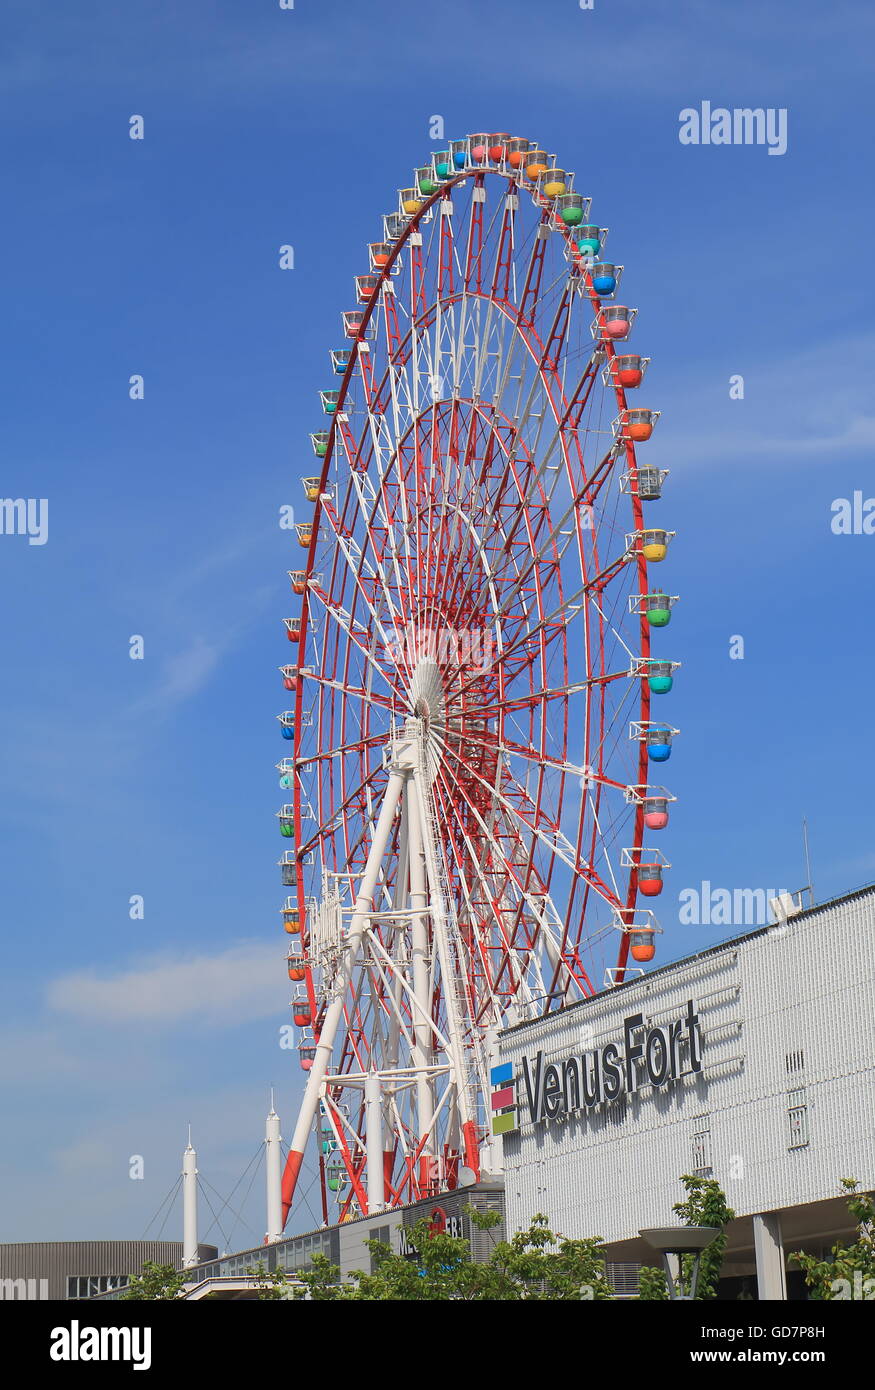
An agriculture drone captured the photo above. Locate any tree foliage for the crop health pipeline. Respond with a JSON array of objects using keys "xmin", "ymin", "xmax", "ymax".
[
  {"xmin": 790, "ymin": 1179, "xmax": 875, "ymax": 1300},
  {"xmin": 484, "ymin": 1213, "xmax": 614, "ymax": 1300},
  {"xmin": 638, "ymin": 1175, "xmax": 734, "ymax": 1300},
  {"xmin": 121, "ymin": 1261, "xmax": 188, "ymax": 1301},
  {"xmin": 246, "ymin": 1261, "xmax": 297, "ymax": 1300},
  {"xmin": 267, "ymin": 1209, "xmax": 613, "ymax": 1301}
]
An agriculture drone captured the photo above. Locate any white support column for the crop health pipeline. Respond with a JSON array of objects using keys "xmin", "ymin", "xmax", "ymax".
[
  {"xmin": 753, "ymin": 1212, "xmax": 787, "ymax": 1300},
  {"xmin": 282, "ymin": 764, "xmax": 407, "ymax": 1220},
  {"xmin": 409, "ymin": 764, "xmax": 477, "ymax": 1169},
  {"xmin": 385, "ymin": 806, "xmax": 410, "ymax": 1073},
  {"xmin": 182, "ymin": 1132, "xmax": 198, "ymax": 1269},
  {"xmin": 406, "ymin": 775, "xmax": 435, "ymax": 1183},
  {"xmin": 265, "ymin": 1098, "xmax": 283, "ymax": 1243},
  {"xmin": 365, "ymin": 1071, "xmax": 384, "ymax": 1214},
  {"xmin": 484, "ymin": 1027, "xmax": 504, "ymax": 1177}
]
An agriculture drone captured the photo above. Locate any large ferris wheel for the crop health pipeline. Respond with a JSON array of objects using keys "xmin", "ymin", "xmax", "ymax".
[{"xmin": 275, "ymin": 133, "xmax": 679, "ymax": 1227}]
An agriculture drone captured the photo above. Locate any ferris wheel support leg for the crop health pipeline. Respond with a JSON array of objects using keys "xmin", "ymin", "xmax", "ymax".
[
  {"xmin": 483, "ymin": 1027, "xmax": 504, "ymax": 1177},
  {"xmin": 383, "ymin": 1149, "xmax": 395, "ymax": 1203},
  {"xmin": 406, "ymin": 775, "xmax": 436, "ymax": 1193},
  {"xmin": 409, "ymin": 767, "xmax": 480, "ymax": 1183},
  {"xmin": 365, "ymin": 1071, "xmax": 384, "ymax": 1213},
  {"xmin": 281, "ymin": 766, "xmax": 407, "ymax": 1226}
]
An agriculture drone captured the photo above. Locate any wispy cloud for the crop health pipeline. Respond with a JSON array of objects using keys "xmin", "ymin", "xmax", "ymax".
[
  {"xmin": 4, "ymin": 0, "xmax": 873, "ymax": 108},
  {"xmin": 46, "ymin": 942, "xmax": 286, "ymax": 1026},
  {"xmin": 651, "ymin": 331, "xmax": 875, "ymax": 472},
  {"xmin": 128, "ymin": 635, "xmax": 222, "ymax": 717}
]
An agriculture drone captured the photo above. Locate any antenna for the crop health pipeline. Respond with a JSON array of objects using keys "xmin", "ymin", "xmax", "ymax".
[{"xmin": 802, "ymin": 818, "xmax": 814, "ymax": 907}]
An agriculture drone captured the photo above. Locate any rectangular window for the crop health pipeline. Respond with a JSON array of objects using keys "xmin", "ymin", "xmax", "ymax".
[
  {"xmin": 788, "ymin": 1088, "xmax": 809, "ymax": 1148},
  {"xmin": 369, "ymin": 1225, "xmax": 391, "ymax": 1274},
  {"xmin": 691, "ymin": 1125, "xmax": 712, "ymax": 1174},
  {"xmin": 66, "ymin": 1274, "xmax": 128, "ymax": 1299}
]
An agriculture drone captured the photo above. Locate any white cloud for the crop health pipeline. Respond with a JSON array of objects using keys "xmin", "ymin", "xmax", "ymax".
[
  {"xmin": 0, "ymin": 1027, "xmax": 85, "ymax": 1084},
  {"xmin": 651, "ymin": 331, "xmax": 875, "ymax": 472},
  {"xmin": 129, "ymin": 635, "xmax": 222, "ymax": 716},
  {"xmin": 46, "ymin": 942, "xmax": 287, "ymax": 1026}
]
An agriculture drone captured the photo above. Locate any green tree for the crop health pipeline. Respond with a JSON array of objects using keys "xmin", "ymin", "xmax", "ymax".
[
  {"xmin": 290, "ymin": 1252, "xmax": 359, "ymax": 1300},
  {"xmin": 121, "ymin": 1262, "xmax": 188, "ymax": 1301},
  {"xmin": 291, "ymin": 1210, "xmax": 613, "ymax": 1301},
  {"xmin": 486, "ymin": 1213, "xmax": 614, "ymax": 1300},
  {"xmin": 346, "ymin": 1215, "xmax": 494, "ymax": 1300},
  {"xmin": 638, "ymin": 1175, "xmax": 734, "ymax": 1300},
  {"xmin": 790, "ymin": 1179, "xmax": 875, "ymax": 1300},
  {"xmin": 636, "ymin": 1265, "xmax": 669, "ymax": 1300},
  {"xmin": 245, "ymin": 1261, "xmax": 297, "ymax": 1301}
]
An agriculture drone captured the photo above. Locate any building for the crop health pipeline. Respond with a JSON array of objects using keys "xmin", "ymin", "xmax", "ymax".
[
  {"xmin": 90, "ymin": 1183, "xmax": 505, "ymax": 1299},
  {"xmin": 495, "ymin": 884, "xmax": 875, "ymax": 1298},
  {"xmin": 51, "ymin": 885, "xmax": 874, "ymax": 1303},
  {"xmin": 0, "ymin": 1241, "xmax": 218, "ymax": 1302}
]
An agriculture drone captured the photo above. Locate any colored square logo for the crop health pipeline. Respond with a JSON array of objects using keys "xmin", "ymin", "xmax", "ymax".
[{"xmin": 490, "ymin": 1062, "xmax": 517, "ymax": 1135}]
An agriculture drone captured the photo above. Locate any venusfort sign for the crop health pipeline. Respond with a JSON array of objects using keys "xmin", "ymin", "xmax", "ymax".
[{"xmin": 519, "ymin": 1000, "xmax": 703, "ymax": 1126}]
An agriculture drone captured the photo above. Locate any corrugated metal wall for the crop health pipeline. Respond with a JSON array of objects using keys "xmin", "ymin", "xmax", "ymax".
[
  {"xmin": 499, "ymin": 889, "xmax": 875, "ymax": 1245},
  {"xmin": 0, "ymin": 1241, "xmax": 216, "ymax": 1300}
]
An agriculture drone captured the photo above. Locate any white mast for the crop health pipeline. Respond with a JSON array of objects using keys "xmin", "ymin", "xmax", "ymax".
[
  {"xmin": 265, "ymin": 1093, "xmax": 283, "ymax": 1243},
  {"xmin": 182, "ymin": 1128, "xmax": 198, "ymax": 1269}
]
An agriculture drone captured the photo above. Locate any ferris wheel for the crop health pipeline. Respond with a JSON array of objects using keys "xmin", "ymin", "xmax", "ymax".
[{"xmin": 275, "ymin": 133, "xmax": 679, "ymax": 1226}]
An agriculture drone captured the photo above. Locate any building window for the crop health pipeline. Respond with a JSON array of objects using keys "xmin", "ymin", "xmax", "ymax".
[
  {"xmin": 785, "ymin": 1049, "xmax": 805, "ymax": 1076},
  {"xmin": 691, "ymin": 1123, "xmax": 712, "ymax": 1174},
  {"xmin": 369, "ymin": 1225, "xmax": 391, "ymax": 1273},
  {"xmin": 787, "ymin": 1088, "xmax": 809, "ymax": 1148},
  {"xmin": 607, "ymin": 1262, "xmax": 643, "ymax": 1299},
  {"xmin": 66, "ymin": 1274, "xmax": 128, "ymax": 1300}
]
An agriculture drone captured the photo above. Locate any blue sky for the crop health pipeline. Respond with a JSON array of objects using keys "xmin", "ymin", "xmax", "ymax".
[{"xmin": 1, "ymin": 0, "xmax": 873, "ymax": 1246}]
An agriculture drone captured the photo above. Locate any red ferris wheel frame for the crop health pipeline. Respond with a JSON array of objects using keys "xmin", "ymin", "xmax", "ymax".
[{"xmin": 277, "ymin": 137, "xmax": 676, "ymax": 1225}]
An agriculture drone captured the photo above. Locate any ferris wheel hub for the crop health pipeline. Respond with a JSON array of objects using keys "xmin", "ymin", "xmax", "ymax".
[
  {"xmin": 409, "ymin": 655, "xmax": 446, "ymax": 733},
  {"xmin": 405, "ymin": 658, "xmax": 444, "ymax": 786}
]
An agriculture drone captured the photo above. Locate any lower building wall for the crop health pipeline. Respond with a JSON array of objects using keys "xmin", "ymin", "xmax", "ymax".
[
  {"xmin": 0, "ymin": 1242, "xmax": 217, "ymax": 1301},
  {"xmin": 337, "ymin": 1183, "xmax": 505, "ymax": 1277},
  {"xmin": 497, "ymin": 890, "xmax": 875, "ymax": 1255}
]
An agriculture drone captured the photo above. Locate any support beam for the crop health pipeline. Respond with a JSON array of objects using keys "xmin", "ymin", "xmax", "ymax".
[
  {"xmin": 753, "ymin": 1211, "xmax": 787, "ymax": 1300},
  {"xmin": 365, "ymin": 1072, "xmax": 384, "ymax": 1214},
  {"xmin": 407, "ymin": 774, "xmax": 435, "ymax": 1190},
  {"xmin": 409, "ymin": 765, "xmax": 479, "ymax": 1178},
  {"xmin": 281, "ymin": 764, "xmax": 407, "ymax": 1225}
]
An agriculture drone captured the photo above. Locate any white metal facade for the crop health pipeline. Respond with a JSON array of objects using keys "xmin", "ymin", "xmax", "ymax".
[{"xmin": 498, "ymin": 887, "xmax": 875, "ymax": 1245}]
